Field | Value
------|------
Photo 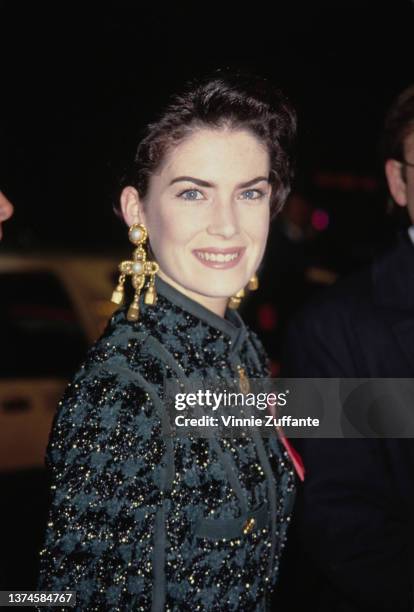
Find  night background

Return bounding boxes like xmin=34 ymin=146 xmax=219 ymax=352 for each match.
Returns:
xmin=1 ymin=0 xmax=413 ymax=253
xmin=1 ymin=0 xmax=414 ymax=596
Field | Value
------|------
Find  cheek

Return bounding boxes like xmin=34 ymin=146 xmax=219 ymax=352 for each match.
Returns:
xmin=247 ymin=210 xmax=270 ymax=267
xmin=260 ymin=217 xmax=270 ymax=244
xmin=248 ymin=209 xmax=270 ymax=245
xmin=147 ymin=205 xmax=197 ymax=253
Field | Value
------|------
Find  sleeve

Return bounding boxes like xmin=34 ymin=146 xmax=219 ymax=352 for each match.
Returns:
xmin=37 ymin=365 xmax=170 ymax=611
xmin=280 ymin=314 xmax=413 ymax=612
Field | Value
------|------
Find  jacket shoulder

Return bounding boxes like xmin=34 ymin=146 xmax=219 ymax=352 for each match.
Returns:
xmin=84 ymin=308 xmax=168 ymax=381
xmin=46 ymin=311 xmax=169 ymax=470
xmin=293 ymin=264 xmax=373 ymax=335
xmin=294 ymin=234 xmax=412 ymax=335
xmin=283 ymin=266 xmax=374 ymax=376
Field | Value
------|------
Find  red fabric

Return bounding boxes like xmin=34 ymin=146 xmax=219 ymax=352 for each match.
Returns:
xmin=267 ymin=403 xmax=305 ymax=481
xmin=278 ymin=429 xmax=305 ymax=482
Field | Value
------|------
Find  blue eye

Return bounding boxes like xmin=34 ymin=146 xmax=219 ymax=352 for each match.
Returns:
xmin=241 ymin=189 xmax=264 ymax=200
xmin=178 ymin=189 xmax=204 ymax=201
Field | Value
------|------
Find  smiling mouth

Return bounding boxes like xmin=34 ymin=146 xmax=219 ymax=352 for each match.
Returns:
xmin=192 ymin=247 xmax=246 ymax=269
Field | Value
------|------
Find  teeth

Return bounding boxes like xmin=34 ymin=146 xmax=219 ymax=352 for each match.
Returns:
xmin=196 ymin=251 xmax=239 ymax=262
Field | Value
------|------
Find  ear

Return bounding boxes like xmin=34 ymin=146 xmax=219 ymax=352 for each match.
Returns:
xmin=384 ymin=159 xmax=407 ymax=207
xmin=120 ymin=186 xmax=146 ymax=226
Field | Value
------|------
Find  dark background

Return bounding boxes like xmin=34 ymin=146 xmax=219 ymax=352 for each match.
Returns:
xmin=1 ymin=0 xmax=413 ymax=255
xmin=1 ymin=0 xmax=414 ymax=595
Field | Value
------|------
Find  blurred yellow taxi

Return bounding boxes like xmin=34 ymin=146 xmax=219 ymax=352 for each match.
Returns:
xmin=0 ymin=254 xmax=119 ymax=471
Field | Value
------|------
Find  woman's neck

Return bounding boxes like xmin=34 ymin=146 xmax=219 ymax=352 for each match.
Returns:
xmin=156 ymin=271 xmax=228 ymax=317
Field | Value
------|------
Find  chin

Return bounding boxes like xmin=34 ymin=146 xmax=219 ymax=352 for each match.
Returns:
xmin=192 ymin=280 xmax=247 ymax=299
xmin=165 ymin=268 xmax=249 ymax=300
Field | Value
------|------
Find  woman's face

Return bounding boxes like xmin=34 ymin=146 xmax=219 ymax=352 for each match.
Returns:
xmin=121 ymin=128 xmax=271 ymax=315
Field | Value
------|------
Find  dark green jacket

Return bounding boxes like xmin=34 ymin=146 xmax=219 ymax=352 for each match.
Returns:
xmin=38 ymin=277 xmax=296 ymax=611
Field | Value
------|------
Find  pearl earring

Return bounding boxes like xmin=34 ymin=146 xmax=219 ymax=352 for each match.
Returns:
xmin=111 ymin=223 xmax=159 ymax=321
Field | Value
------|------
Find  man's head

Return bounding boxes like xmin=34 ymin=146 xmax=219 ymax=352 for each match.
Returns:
xmin=0 ymin=191 xmax=14 ymax=240
xmin=383 ymin=85 xmax=414 ymax=224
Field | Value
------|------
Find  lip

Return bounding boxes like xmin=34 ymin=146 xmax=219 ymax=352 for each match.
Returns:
xmin=192 ymin=246 xmax=246 ymax=269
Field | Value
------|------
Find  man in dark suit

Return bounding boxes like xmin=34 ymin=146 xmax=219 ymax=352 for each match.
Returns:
xmin=281 ymin=85 xmax=414 ymax=611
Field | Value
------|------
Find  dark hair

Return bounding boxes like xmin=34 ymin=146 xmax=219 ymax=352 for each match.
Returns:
xmin=382 ymin=84 xmax=414 ymax=164
xmin=119 ymin=72 xmax=297 ymax=218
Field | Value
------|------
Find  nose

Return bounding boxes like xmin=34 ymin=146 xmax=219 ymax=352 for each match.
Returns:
xmin=206 ymin=198 xmax=239 ymax=239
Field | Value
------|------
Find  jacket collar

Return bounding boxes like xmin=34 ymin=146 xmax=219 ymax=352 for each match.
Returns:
xmin=151 ymin=275 xmax=247 ymax=350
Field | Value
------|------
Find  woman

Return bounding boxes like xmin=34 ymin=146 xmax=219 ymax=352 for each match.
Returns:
xmin=37 ymin=73 xmax=297 ymax=611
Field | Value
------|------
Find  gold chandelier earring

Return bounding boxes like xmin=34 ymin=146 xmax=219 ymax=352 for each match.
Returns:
xmin=228 ymin=288 xmax=245 ymax=310
xmin=247 ymin=274 xmax=259 ymax=291
xmin=228 ymin=274 xmax=259 ymax=310
xmin=111 ymin=223 xmax=159 ymax=322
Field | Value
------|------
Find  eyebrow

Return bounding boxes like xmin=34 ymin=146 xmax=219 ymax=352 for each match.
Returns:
xmin=168 ymin=175 xmax=270 ymax=188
